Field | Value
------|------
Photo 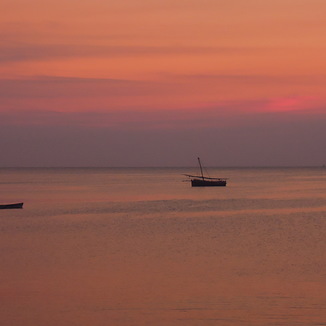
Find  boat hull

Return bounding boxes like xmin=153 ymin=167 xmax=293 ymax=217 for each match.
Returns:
xmin=0 ymin=202 xmax=24 ymax=209
xmin=191 ymin=179 xmax=226 ymax=187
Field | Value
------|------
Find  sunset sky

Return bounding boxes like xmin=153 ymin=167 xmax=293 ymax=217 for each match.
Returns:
xmin=1 ymin=0 xmax=326 ymax=166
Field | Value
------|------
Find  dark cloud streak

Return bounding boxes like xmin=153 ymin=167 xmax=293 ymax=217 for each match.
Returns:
xmin=0 ymin=76 xmax=169 ymax=98
xmin=0 ymin=42 xmax=261 ymax=63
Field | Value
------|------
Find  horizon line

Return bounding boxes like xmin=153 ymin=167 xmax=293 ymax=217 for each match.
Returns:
xmin=0 ymin=165 xmax=324 ymax=169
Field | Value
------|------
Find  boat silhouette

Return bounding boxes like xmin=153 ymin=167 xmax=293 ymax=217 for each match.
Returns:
xmin=0 ymin=202 xmax=24 ymax=209
xmin=184 ymin=157 xmax=227 ymax=187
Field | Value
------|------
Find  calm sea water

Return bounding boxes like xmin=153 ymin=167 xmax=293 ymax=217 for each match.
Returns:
xmin=1 ymin=167 xmax=326 ymax=326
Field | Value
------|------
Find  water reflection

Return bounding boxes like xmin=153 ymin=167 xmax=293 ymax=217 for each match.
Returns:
xmin=1 ymin=167 xmax=326 ymax=325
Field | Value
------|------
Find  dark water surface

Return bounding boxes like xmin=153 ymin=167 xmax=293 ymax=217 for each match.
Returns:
xmin=1 ymin=167 xmax=326 ymax=325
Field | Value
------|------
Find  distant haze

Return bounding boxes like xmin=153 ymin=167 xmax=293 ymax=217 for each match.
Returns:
xmin=1 ymin=1 xmax=326 ymax=167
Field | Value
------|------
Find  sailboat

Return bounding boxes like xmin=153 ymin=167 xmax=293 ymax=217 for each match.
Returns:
xmin=185 ymin=157 xmax=227 ymax=187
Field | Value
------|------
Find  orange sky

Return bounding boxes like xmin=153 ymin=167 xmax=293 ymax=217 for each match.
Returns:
xmin=1 ymin=0 xmax=326 ymax=166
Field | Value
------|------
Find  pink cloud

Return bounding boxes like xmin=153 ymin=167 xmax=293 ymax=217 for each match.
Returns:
xmin=262 ymin=96 xmax=320 ymax=112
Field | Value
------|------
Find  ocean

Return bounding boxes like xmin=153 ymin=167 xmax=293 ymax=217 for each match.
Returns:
xmin=1 ymin=167 xmax=326 ymax=325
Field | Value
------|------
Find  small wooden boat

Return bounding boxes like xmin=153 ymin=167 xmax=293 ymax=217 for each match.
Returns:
xmin=0 ymin=202 xmax=24 ymax=209
xmin=185 ymin=157 xmax=227 ymax=187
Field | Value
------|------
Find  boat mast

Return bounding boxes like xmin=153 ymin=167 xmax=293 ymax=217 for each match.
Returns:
xmin=197 ymin=157 xmax=204 ymax=180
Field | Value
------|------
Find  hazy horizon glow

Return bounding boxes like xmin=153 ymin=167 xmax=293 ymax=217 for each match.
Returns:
xmin=1 ymin=0 xmax=326 ymax=166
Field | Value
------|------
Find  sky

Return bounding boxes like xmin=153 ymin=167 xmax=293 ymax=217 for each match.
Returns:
xmin=1 ymin=0 xmax=326 ymax=167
